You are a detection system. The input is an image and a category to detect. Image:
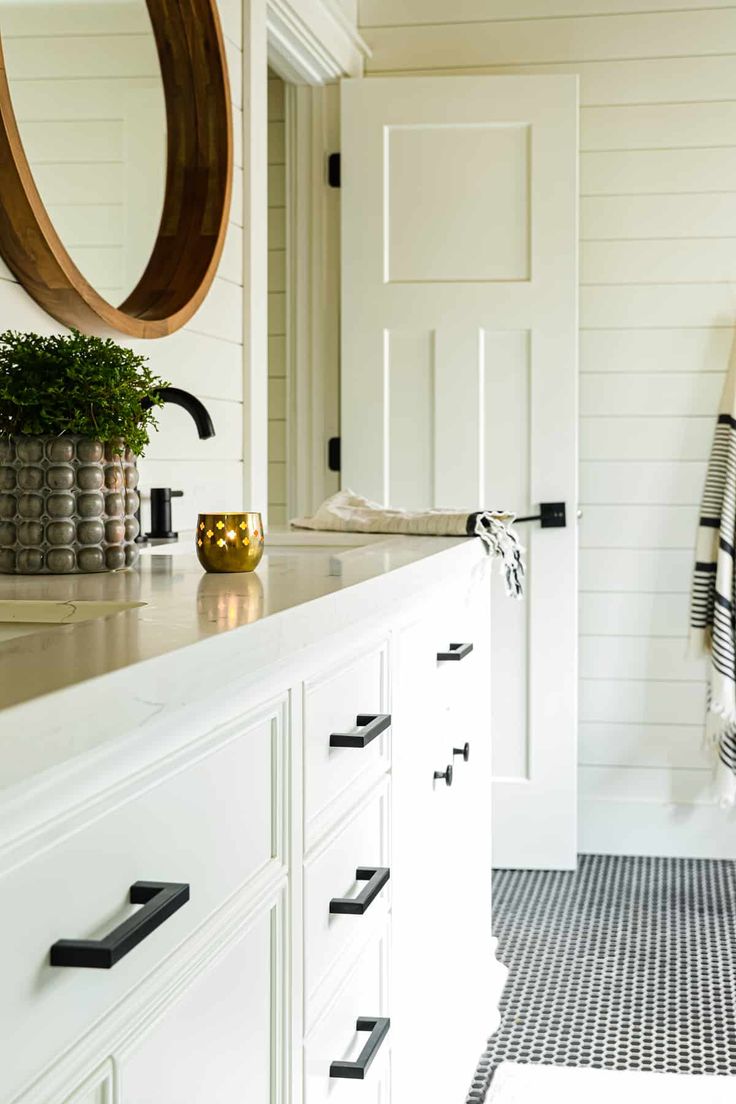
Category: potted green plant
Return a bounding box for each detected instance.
[0,329,167,574]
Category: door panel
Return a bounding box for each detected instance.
[385,121,530,283]
[341,74,579,869]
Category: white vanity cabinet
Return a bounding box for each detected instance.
[0,540,503,1104]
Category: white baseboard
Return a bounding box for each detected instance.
[580,799,736,860]
[489,1063,736,1102]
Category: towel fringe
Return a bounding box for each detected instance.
[472,512,525,599]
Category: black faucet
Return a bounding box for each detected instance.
[143,386,216,440]
[136,388,216,544]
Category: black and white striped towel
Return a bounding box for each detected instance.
[690,364,736,806]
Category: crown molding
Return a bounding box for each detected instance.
[267,0,370,84]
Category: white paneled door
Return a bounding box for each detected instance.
[340,75,579,869]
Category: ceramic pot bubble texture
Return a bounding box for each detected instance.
[0,435,140,574]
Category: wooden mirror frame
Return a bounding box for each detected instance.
[0,0,233,339]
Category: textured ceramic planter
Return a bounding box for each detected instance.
[0,435,140,574]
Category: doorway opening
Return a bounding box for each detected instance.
[264,68,340,530]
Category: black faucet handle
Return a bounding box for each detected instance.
[147,487,183,542]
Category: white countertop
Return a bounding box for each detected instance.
[0,531,470,711]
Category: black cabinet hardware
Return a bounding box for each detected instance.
[330,1017,390,1080]
[515,501,566,529]
[50,881,190,969]
[434,764,453,787]
[453,743,470,762]
[437,642,473,662]
[330,713,391,749]
[330,867,390,915]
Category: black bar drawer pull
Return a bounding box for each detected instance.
[437,642,473,662]
[50,881,190,969]
[330,713,391,749]
[330,866,390,915]
[330,1017,390,1080]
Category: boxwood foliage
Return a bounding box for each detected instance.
[0,329,168,456]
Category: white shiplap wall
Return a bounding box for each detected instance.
[268,70,288,526]
[0,0,245,534]
[359,0,736,856]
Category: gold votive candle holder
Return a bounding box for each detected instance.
[196,512,264,573]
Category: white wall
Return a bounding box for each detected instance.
[334,0,358,23]
[268,70,288,525]
[0,0,246,536]
[358,0,736,856]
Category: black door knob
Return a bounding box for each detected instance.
[434,764,453,787]
[453,743,470,762]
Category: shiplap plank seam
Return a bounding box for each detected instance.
[359,1,736,26]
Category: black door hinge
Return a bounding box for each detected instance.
[328,153,341,188]
[328,437,341,472]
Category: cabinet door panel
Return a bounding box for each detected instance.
[436,585,501,1086]
[392,582,502,1101]
[119,903,278,1103]
[391,613,449,1099]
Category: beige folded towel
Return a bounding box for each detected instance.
[291,489,525,597]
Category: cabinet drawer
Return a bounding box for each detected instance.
[304,926,390,1104]
[303,643,390,844]
[304,781,390,1026]
[0,701,286,1103]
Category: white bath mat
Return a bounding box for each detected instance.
[487,1062,736,1102]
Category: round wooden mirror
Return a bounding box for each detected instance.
[0,0,232,339]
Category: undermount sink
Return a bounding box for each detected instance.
[0,600,146,643]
